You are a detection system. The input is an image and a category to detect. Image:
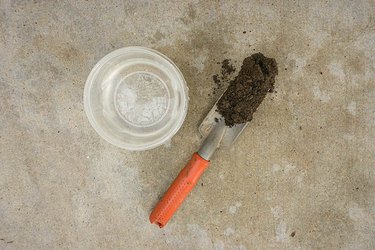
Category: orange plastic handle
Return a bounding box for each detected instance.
[149,153,210,228]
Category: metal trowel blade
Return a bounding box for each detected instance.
[198,97,247,148]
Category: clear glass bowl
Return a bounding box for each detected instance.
[84,47,189,150]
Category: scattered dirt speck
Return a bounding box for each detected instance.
[211,59,236,95]
[212,74,220,86]
[222,59,235,76]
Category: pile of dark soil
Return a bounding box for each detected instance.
[217,53,278,127]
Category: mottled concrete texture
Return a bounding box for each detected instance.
[1,0,374,249]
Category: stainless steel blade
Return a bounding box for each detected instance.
[199,99,247,148]
[198,119,226,160]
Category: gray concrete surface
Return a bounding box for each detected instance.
[1,0,374,249]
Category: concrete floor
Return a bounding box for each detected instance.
[1,0,374,249]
